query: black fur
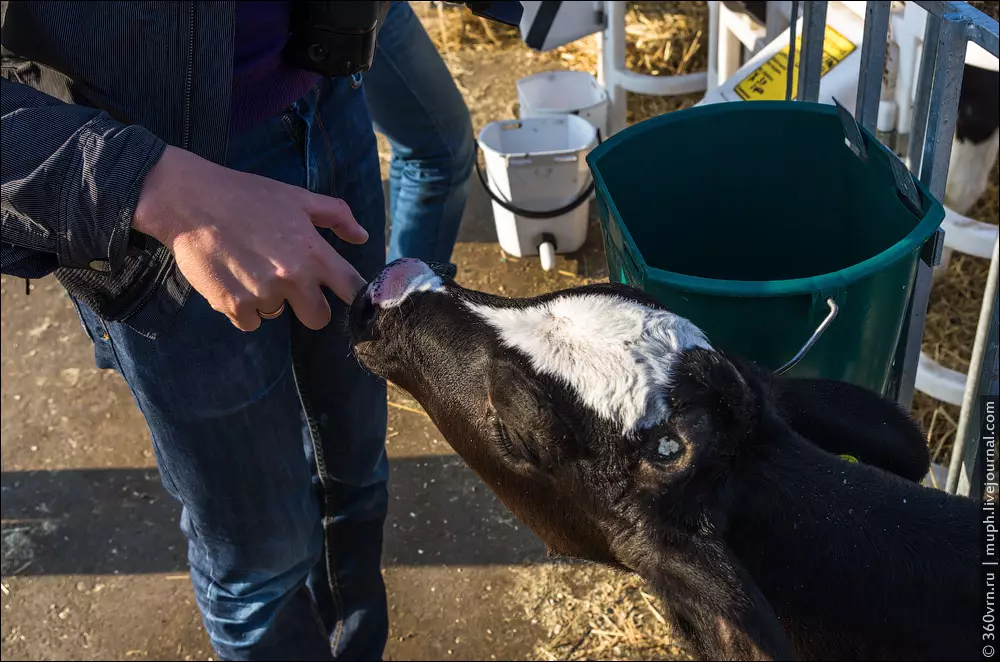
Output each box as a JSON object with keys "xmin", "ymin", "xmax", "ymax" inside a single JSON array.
[
  {"xmin": 956, "ymin": 63, "xmax": 1000, "ymax": 145},
  {"xmin": 730, "ymin": 355, "xmax": 931, "ymax": 482}
]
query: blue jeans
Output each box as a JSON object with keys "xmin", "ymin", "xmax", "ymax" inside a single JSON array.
[
  {"xmin": 72, "ymin": 77, "xmax": 389, "ymax": 661},
  {"xmin": 364, "ymin": 1, "xmax": 475, "ymax": 265}
]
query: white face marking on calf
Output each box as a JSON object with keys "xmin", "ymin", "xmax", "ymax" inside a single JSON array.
[
  {"xmin": 946, "ymin": 128, "xmax": 999, "ymax": 214},
  {"xmin": 466, "ymin": 294, "xmax": 712, "ymax": 435},
  {"xmin": 369, "ymin": 258, "xmax": 445, "ymax": 309}
]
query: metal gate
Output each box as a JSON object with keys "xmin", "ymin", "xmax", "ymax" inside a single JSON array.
[
  {"xmin": 709, "ymin": 0, "xmax": 999, "ymax": 498},
  {"xmin": 841, "ymin": 1, "xmax": 998, "ymax": 497}
]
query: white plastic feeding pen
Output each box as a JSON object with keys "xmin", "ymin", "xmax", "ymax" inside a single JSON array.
[
  {"xmin": 699, "ymin": 2, "xmax": 870, "ymax": 108},
  {"xmin": 517, "ymin": 70, "xmax": 610, "ymax": 138},
  {"xmin": 476, "ymin": 115, "xmax": 598, "ymax": 271}
]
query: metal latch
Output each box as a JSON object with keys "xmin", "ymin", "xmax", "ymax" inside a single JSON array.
[
  {"xmin": 833, "ymin": 97, "xmax": 868, "ymax": 163},
  {"xmin": 921, "ymin": 227, "xmax": 946, "ymax": 267},
  {"xmin": 833, "ymin": 97, "xmax": 922, "ymax": 216}
]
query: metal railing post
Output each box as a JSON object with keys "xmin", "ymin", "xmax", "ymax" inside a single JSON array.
[
  {"xmin": 797, "ymin": 1, "xmax": 829, "ymax": 101},
  {"xmin": 855, "ymin": 1, "xmax": 892, "ymax": 134},
  {"xmin": 889, "ymin": 10, "xmax": 944, "ymax": 408},
  {"xmin": 950, "ymin": 239, "xmax": 1000, "ymax": 495},
  {"xmin": 601, "ymin": 0, "xmax": 628, "ymax": 136},
  {"xmin": 898, "ymin": 2, "xmax": 997, "ymax": 495}
]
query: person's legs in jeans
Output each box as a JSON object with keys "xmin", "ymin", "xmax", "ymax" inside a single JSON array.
[
  {"xmin": 364, "ymin": 1, "xmax": 475, "ymax": 265},
  {"xmin": 70, "ymin": 77, "xmax": 388, "ymax": 661},
  {"xmin": 292, "ymin": 77, "xmax": 390, "ymax": 661}
]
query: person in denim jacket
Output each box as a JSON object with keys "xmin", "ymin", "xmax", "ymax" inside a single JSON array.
[{"xmin": 0, "ymin": 1, "xmax": 507, "ymax": 659}]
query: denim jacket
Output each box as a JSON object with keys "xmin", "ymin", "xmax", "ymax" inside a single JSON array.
[{"xmin": 1, "ymin": 1, "xmax": 385, "ymax": 339}]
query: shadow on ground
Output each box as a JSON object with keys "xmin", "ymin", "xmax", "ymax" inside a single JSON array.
[{"xmin": 1, "ymin": 455, "xmax": 546, "ymax": 577}]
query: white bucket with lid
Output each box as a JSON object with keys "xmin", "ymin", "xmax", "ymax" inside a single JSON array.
[
  {"xmin": 476, "ymin": 115, "xmax": 597, "ymax": 270},
  {"xmin": 517, "ymin": 70, "xmax": 610, "ymax": 137}
]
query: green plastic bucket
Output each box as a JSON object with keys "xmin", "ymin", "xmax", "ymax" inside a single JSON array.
[{"xmin": 586, "ymin": 101, "xmax": 945, "ymax": 396}]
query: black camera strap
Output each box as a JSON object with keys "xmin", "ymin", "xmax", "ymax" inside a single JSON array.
[{"xmin": 524, "ymin": 1, "xmax": 562, "ymax": 51}]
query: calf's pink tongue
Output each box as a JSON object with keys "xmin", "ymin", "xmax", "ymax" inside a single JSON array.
[{"xmin": 369, "ymin": 259, "xmax": 443, "ymax": 308}]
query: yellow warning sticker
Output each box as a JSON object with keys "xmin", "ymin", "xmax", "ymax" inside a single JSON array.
[{"xmin": 734, "ymin": 25, "xmax": 856, "ymax": 101}]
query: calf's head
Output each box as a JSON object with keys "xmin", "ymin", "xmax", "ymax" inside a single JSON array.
[
  {"xmin": 349, "ymin": 259, "xmax": 765, "ymax": 567},
  {"xmin": 350, "ymin": 259, "xmax": 793, "ymax": 659}
]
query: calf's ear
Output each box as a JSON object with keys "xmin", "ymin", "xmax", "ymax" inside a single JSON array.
[
  {"xmin": 668, "ymin": 348, "xmax": 759, "ymax": 442},
  {"xmin": 641, "ymin": 538, "xmax": 794, "ymax": 661},
  {"xmin": 772, "ymin": 375, "xmax": 930, "ymax": 482}
]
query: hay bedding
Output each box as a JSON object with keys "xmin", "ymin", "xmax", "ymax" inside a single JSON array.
[
  {"xmin": 509, "ymin": 563, "xmax": 692, "ymax": 661},
  {"xmin": 397, "ymin": 2, "xmax": 998, "ymax": 659}
]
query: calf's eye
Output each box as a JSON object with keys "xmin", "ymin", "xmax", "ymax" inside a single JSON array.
[{"xmin": 657, "ymin": 437, "xmax": 683, "ymax": 459}]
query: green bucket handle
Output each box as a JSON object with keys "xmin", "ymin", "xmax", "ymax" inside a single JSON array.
[{"xmin": 774, "ymin": 297, "xmax": 840, "ymax": 376}]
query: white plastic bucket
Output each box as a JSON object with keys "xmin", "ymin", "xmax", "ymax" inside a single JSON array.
[
  {"xmin": 517, "ymin": 70, "xmax": 610, "ymax": 137},
  {"xmin": 476, "ymin": 115, "xmax": 597, "ymax": 266}
]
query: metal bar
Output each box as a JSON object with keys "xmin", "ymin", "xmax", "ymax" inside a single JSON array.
[
  {"xmin": 951, "ymin": 238, "xmax": 1000, "ymax": 494},
  {"xmin": 602, "ymin": 0, "xmax": 628, "ymax": 136},
  {"xmin": 707, "ymin": 0, "xmax": 720, "ymax": 92},
  {"xmin": 915, "ymin": 22, "xmax": 965, "ymax": 430},
  {"xmin": 919, "ymin": 19, "xmax": 967, "ymax": 199},
  {"xmin": 888, "ymin": 10, "xmax": 941, "ymax": 405},
  {"xmin": 797, "ymin": 1, "xmax": 828, "ymax": 102},
  {"xmin": 855, "ymin": 1, "xmax": 892, "ymax": 134},
  {"xmin": 893, "ymin": 17, "xmax": 967, "ymax": 411},
  {"xmin": 956, "ymin": 296, "xmax": 999, "ymax": 498},
  {"xmin": 965, "ymin": 14, "xmax": 1000, "ymax": 59},
  {"xmin": 905, "ymin": 11, "xmax": 941, "ymax": 175},
  {"xmin": 786, "ymin": 1, "xmax": 800, "ymax": 100},
  {"xmin": 957, "ymin": 320, "xmax": 1000, "ymax": 499},
  {"xmin": 894, "ymin": 263, "xmax": 935, "ymax": 408},
  {"xmin": 913, "ymin": 1, "xmax": 1000, "ymax": 57}
]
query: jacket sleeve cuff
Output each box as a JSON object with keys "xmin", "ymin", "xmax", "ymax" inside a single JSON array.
[{"xmin": 57, "ymin": 115, "xmax": 167, "ymax": 274}]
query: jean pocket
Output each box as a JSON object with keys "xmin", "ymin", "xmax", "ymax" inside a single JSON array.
[{"xmin": 69, "ymin": 296, "xmax": 98, "ymax": 345}]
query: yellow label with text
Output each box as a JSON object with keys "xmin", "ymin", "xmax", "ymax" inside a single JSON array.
[{"xmin": 734, "ymin": 26, "xmax": 856, "ymax": 101}]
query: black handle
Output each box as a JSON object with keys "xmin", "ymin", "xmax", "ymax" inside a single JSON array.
[{"xmin": 474, "ymin": 127, "xmax": 603, "ymax": 220}]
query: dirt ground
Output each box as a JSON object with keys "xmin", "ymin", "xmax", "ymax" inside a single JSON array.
[{"xmin": 2, "ymin": 2, "xmax": 998, "ymax": 661}]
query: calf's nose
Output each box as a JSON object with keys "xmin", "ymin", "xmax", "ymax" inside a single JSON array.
[
  {"xmin": 349, "ymin": 285, "xmax": 379, "ymax": 342},
  {"xmin": 367, "ymin": 258, "xmax": 446, "ymax": 309},
  {"xmin": 349, "ymin": 259, "xmax": 447, "ymax": 342}
]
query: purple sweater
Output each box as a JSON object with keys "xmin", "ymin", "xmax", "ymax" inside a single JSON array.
[{"xmin": 232, "ymin": 1, "xmax": 321, "ymax": 135}]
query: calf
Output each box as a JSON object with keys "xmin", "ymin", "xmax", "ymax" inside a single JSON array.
[
  {"xmin": 350, "ymin": 258, "xmax": 979, "ymax": 661},
  {"xmin": 947, "ymin": 61, "xmax": 1000, "ymax": 215}
]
